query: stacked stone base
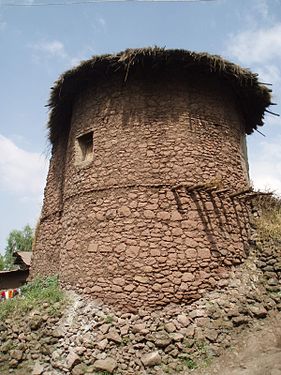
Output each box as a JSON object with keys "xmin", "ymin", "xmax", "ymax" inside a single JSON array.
[
  {"xmin": 32, "ymin": 184, "xmax": 252, "ymax": 310},
  {"xmin": 2, "ymin": 240, "xmax": 281, "ymax": 375}
]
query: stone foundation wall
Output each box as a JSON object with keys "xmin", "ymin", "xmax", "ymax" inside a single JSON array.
[
  {"xmin": 58, "ymin": 187, "xmax": 251, "ymax": 310},
  {"xmin": 3, "ymin": 238, "xmax": 281, "ymax": 375},
  {"xmin": 32, "ymin": 72, "xmax": 252, "ymax": 309}
]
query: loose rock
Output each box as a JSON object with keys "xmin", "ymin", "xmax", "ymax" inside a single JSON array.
[
  {"xmin": 141, "ymin": 351, "xmax": 162, "ymax": 367},
  {"xmin": 93, "ymin": 357, "xmax": 117, "ymax": 374}
]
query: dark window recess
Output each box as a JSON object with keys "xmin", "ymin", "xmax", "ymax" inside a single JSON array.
[{"xmin": 77, "ymin": 131, "xmax": 93, "ymax": 162}]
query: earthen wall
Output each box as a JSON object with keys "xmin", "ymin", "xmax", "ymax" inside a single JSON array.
[{"xmin": 32, "ymin": 73, "xmax": 252, "ymax": 309}]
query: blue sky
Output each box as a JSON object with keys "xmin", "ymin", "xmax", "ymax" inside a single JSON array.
[{"xmin": 0, "ymin": 0, "xmax": 280, "ymax": 253}]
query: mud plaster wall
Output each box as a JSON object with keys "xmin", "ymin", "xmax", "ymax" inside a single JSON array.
[{"xmin": 32, "ymin": 72, "xmax": 252, "ymax": 310}]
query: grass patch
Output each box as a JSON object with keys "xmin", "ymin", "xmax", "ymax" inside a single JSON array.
[
  {"xmin": 0, "ymin": 275, "xmax": 64, "ymax": 320},
  {"xmin": 104, "ymin": 315, "xmax": 114, "ymax": 324},
  {"xmin": 194, "ymin": 340, "xmax": 214, "ymax": 368},
  {"xmin": 182, "ymin": 357, "xmax": 198, "ymax": 369}
]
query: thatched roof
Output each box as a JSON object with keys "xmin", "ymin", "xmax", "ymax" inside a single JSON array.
[{"xmin": 47, "ymin": 47, "xmax": 272, "ymax": 144}]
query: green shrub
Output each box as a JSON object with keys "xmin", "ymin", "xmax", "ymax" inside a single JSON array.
[
  {"xmin": 0, "ymin": 275, "xmax": 64, "ymax": 320},
  {"xmin": 182, "ymin": 357, "xmax": 198, "ymax": 369}
]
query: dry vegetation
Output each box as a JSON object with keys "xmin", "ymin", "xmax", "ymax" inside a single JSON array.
[{"xmin": 256, "ymin": 195, "xmax": 281, "ymax": 242}]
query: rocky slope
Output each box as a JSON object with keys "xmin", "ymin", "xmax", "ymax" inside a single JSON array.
[
  {"xmin": 0, "ymin": 234, "xmax": 280, "ymax": 375},
  {"xmin": 192, "ymin": 313, "xmax": 281, "ymax": 375},
  {"xmin": 1, "ymin": 198, "xmax": 280, "ymax": 374}
]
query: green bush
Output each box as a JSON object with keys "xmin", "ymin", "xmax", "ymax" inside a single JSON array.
[{"xmin": 0, "ymin": 275, "xmax": 64, "ymax": 320}]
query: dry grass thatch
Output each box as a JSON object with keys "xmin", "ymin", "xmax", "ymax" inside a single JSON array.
[{"xmin": 47, "ymin": 47, "xmax": 273, "ymax": 144}]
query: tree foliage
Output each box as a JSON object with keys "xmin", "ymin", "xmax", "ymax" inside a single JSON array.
[
  {"xmin": 4, "ymin": 225, "xmax": 33, "ymax": 270},
  {"xmin": 0, "ymin": 255, "xmax": 4, "ymax": 271}
]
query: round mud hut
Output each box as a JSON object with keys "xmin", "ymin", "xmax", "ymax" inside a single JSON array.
[{"xmin": 32, "ymin": 48, "xmax": 272, "ymax": 311}]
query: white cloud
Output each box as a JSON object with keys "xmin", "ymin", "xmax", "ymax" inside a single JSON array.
[
  {"xmin": 68, "ymin": 45, "xmax": 95, "ymax": 68},
  {"xmin": 98, "ymin": 17, "xmax": 106, "ymax": 27},
  {"xmin": 256, "ymin": 64, "xmax": 281, "ymax": 85},
  {"xmin": 92, "ymin": 15, "xmax": 107, "ymax": 33},
  {"xmin": 249, "ymin": 137, "xmax": 281, "ymax": 196},
  {"xmin": 0, "ymin": 135, "xmax": 48, "ymax": 198},
  {"xmin": 227, "ymin": 23, "xmax": 281, "ymax": 64},
  {"xmin": 0, "ymin": 15, "xmax": 6, "ymax": 31},
  {"xmin": 30, "ymin": 40, "xmax": 67, "ymax": 59},
  {"xmin": 253, "ymin": 0, "xmax": 269, "ymax": 20},
  {"xmin": 29, "ymin": 39, "xmax": 95, "ymax": 69},
  {"xmin": 226, "ymin": 15, "xmax": 281, "ymax": 198},
  {"xmin": 0, "ymin": 21, "xmax": 6, "ymax": 31}
]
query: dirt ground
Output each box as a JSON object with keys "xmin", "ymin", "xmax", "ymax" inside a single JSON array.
[{"xmin": 192, "ymin": 312, "xmax": 281, "ymax": 375}]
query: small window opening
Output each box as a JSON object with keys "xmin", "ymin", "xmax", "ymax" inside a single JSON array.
[{"xmin": 76, "ymin": 131, "xmax": 93, "ymax": 163}]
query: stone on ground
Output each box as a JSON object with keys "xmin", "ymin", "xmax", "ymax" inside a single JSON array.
[
  {"xmin": 93, "ymin": 357, "xmax": 117, "ymax": 374},
  {"xmin": 141, "ymin": 351, "xmax": 162, "ymax": 367}
]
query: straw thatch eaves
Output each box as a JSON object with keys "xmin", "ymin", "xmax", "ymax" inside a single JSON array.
[{"xmin": 47, "ymin": 47, "xmax": 273, "ymax": 144}]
